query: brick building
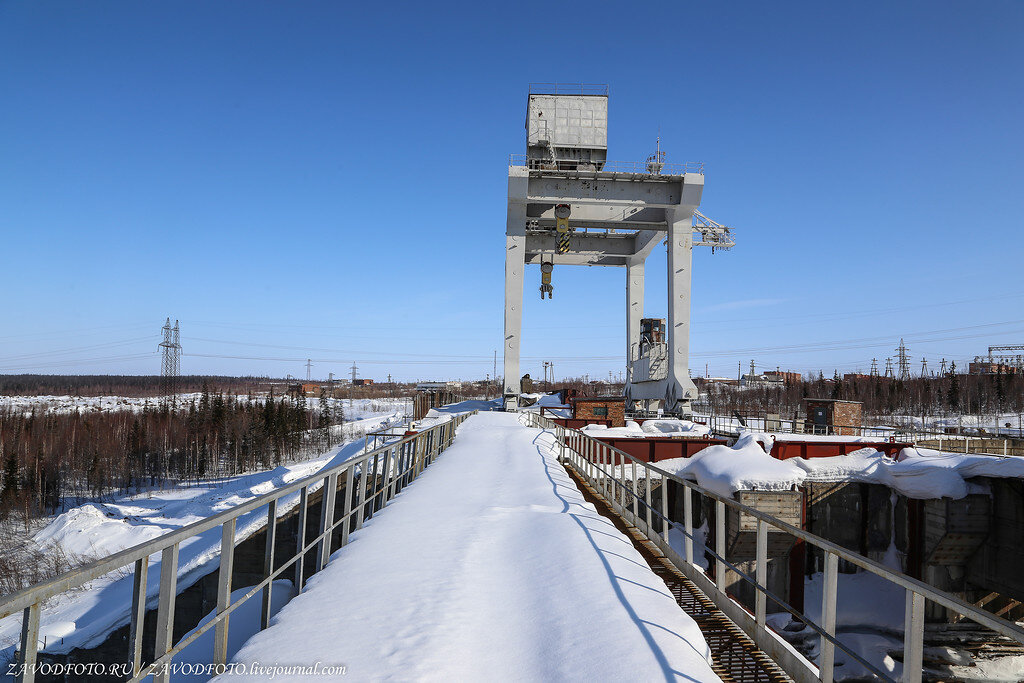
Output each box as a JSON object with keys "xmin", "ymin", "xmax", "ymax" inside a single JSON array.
[
  {"xmin": 802, "ymin": 398, "xmax": 862, "ymax": 436},
  {"xmin": 571, "ymin": 396, "xmax": 626, "ymax": 427}
]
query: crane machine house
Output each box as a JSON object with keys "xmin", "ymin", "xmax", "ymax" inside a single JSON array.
[{"xmin": 503, "ymin": 84, "xmax": 735, "ymax": 415}]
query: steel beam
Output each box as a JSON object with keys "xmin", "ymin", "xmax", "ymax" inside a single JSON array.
[
  {"xmin": 665, "ymin": 207, "xmax": 699, "ymax": 414},
  {"xmin": 626, "ymin": 260, "xmax": 644, "ymax": 388},
  {"xmin": 503, "ymin": 167, "xmax": 529, "ymax": 409},
  {"xmin": 525, "ymin": 232, "xmax": 637, "ymax": 257},
  {"xmin": 524, "ymin": 175, "xmax": 687, "ymax": 206}
]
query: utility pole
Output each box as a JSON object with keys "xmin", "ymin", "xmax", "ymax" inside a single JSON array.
[{"xmin": 159, "ymin": 318, "xmax": 181, "ymax": 406}]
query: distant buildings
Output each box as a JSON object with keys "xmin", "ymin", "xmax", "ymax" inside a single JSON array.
[
  {"xmin": 415, "ymin": 381, "xmax": 457, "ymax": 392},
  {"xmin": 969, "ymin": 361, "xmax": 1021, "ymax": 376},
  {"xmin": 739, "ymin": 370, "xmax": 801, "ymax": 388}
]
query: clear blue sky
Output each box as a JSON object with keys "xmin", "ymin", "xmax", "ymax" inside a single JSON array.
[{"xmin": 2, "ymin": 1, "xmax": 1022, "ymax": 382}]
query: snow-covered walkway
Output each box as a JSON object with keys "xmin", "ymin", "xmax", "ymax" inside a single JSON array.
[{"xmin": 220, "ymin": 412, "xmax": 720, "ymax": 682}]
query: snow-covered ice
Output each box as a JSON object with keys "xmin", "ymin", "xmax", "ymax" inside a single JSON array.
[{"xmin": 219, "ymin": 412, "xmax": 721, "ymax": 682}]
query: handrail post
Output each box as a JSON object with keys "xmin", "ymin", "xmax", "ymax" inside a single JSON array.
[
  {"xmin": 340, "ymin": 466, "xmax": 354, "ymax": 548},
  {"xmin": 154, "ymin": 543, "xmax": 180, "ymax": 683},
  {"xmin": 381, "ymin": 447, "xmax": 392, "ymax": 505},
  {"xmin": 644, "ymin": 466, "xmax": 653, "ymax": 536},
  {"xmin": 354, "ymin": 463, "xmax": 366, "ymax": 530},
  {"xmin": 755, "ymin": 519, "xmax": 767, "ymax": 627},
  {"xmin": 603, "ymin": 443, "xmax": 611, "ymax": 503},
  {"xmin": 18, "ymin": 603, "xmax": 40, "ymax": 683},
  {"xmin": 618, "ymin": 451, "xmax": 626, "ymax": 510},
  {"xmin": 294, "ymin": 486, "xmax": 309, "ymax": 591},
  {"xmin": 413, "ymin": 432, "xmax": 423, "ymax": 479},
  {"xmin": 903, "ymin": 590, "xmax": 925, "ymax": 683},
  {"xmin": 631, "ymin": 460, "xmax": 639, "ymax": 522},
  {"xmin": 129, "ymin": 556, "xmax": 149, "ymax": 674},
  {"xmin": 715, "ymin": 499, "xmax": 726, "ymax": 593},
  {"xmin": 661, "ymin": 478, "xmax": 670, "ymax": 544},
  {"xmin": 214, "ymin": 519, "xmax": 235, "ymax": 666},
  {"xmin": 683, "ymin": 485, "xmax": 693, "ymax": 565},
  {"xmin": 820, "ymin": 551, "xmax": 839, "ymax": 683},
  {"xmin": 317, "ymin": 473, "xmax": 337, "ymax": 570},
  {"xmin": 261, "ymin": 498, "xmax": 278, "ymax": 629}
]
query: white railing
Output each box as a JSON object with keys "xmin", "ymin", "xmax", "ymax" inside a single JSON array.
[
  {"xmin": 0, "ymin": 411, "xmax": 477, "ymax": 683},
  {"xmin": 522, "ymin": 411, "xmax": 1024, "ymax": 683}
]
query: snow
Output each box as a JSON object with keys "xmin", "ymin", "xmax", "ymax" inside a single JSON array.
[
  {"xmin": 534, "ymin": 393, "xmax": 568, "ymax": 408},
  {"xmin": 641, "ymin": 419, "xmax": 712, "ymax": 436},
  {"xmin": 651, "ymin": 435, "xmax": 1024, "ymax": 500},
  {"xmin": 581, "ymin": 419, "xmax": 710, "ymax": 439},
  {"xmin": 657, "ymin": 434, "xmax": 804, "ymax": 498},
  {"xmin": 0, "ymin": 412, "xmax": 403, "ymax": 664},
  {"xmin": 219, "ymin": 412, "xmax": 721, "ymax": 682},
  {"xmin": 0, "ymin": 394, "xmax": 414, "ymax": 419},
  {"xmin": 766, "ymin": 432, "xmax": 887, "ymax": 443},
  {"xmin": 170, "ymin": 580, "xmax": 295, "ymax": 683}
]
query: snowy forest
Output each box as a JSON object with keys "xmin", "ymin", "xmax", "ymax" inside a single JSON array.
[
  {"xmin": 697, "ymin": 366, "xmax": 1024, "ymax": 422},
  {"xmin": 0, "ymin": 385, "xmax": 342, "ymax": 520}
]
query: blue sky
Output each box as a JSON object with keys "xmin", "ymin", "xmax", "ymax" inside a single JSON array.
[{"xmin": 2, "ymin": 1, "xmax": 1022, "ymax": 382}]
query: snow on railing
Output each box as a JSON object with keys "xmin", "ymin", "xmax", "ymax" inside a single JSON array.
[
  {"xmin": 522, "ymin": 411, "xmax": 1024, "ymax": 683},
  {"xmin": 0, "ymin": 411, "xmax": 478, "ymax": 683}
]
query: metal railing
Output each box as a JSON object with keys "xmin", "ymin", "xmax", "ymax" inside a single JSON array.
[
  {"xmin": 0, "ymin": 411, "xmax": 477, "ymax": 683},
  {"xmin": 697, "ymin": 412, "xmax": 1024, "ymax": 457},
  {"xmin": 509, "ymin": 154, "xmax": 704, "ymax": 175},
  {"xmin": 528, "ymin": 83, "xmax": 609, "ymax": 96},
  {"xmin": 522, "ymin": 411, "xmax": 1024, "ymax": 683},
  {"xmin": 629, "ymin": 342, "xmax": 667, "ymax": 383}
]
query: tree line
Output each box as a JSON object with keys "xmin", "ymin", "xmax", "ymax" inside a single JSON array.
[
  {"xmin": 0, "ymin": 385, "xmax": 343, "ymax": 520},
  {"xmin": 0, "ymin": 374, "xmax": 269, "ymax": 398},
  {"xmin": 698, "ymin": 366, "xmax": 1024, "ymax": 422}
]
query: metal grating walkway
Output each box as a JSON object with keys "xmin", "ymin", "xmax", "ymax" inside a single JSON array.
[{"xmin": 564, "ymin": 464, "xmax": 793, "ymax": 683}]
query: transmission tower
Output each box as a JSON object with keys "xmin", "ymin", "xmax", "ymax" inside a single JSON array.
[
  {"xmin": 306, "ymin": 358, "xmax": 313, "ymax": 381},
  {"xmin": 920, "ymin": 357, "xmax": 929, "ymax": 378},
  {"xmin": 350, "ymin": 361, "xmax": 358, "ymax": 383},
  {"xmin": 869, "ymin": 358, "xmax": 879, "ymax": 377},
  {"xmin": 159, "ymin": 318, "xmax": 181, "ymax": 405},
  {"xmin": 884, "ymin": 357, "xmax": 894, "ymax": 379},
  {"xmin": 896, "ymin": 338, "xmax": 911, "ymax": 381},
  {"xmin": 939, "ymin": 358, "xmax": 948, "ymax": 376}
]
